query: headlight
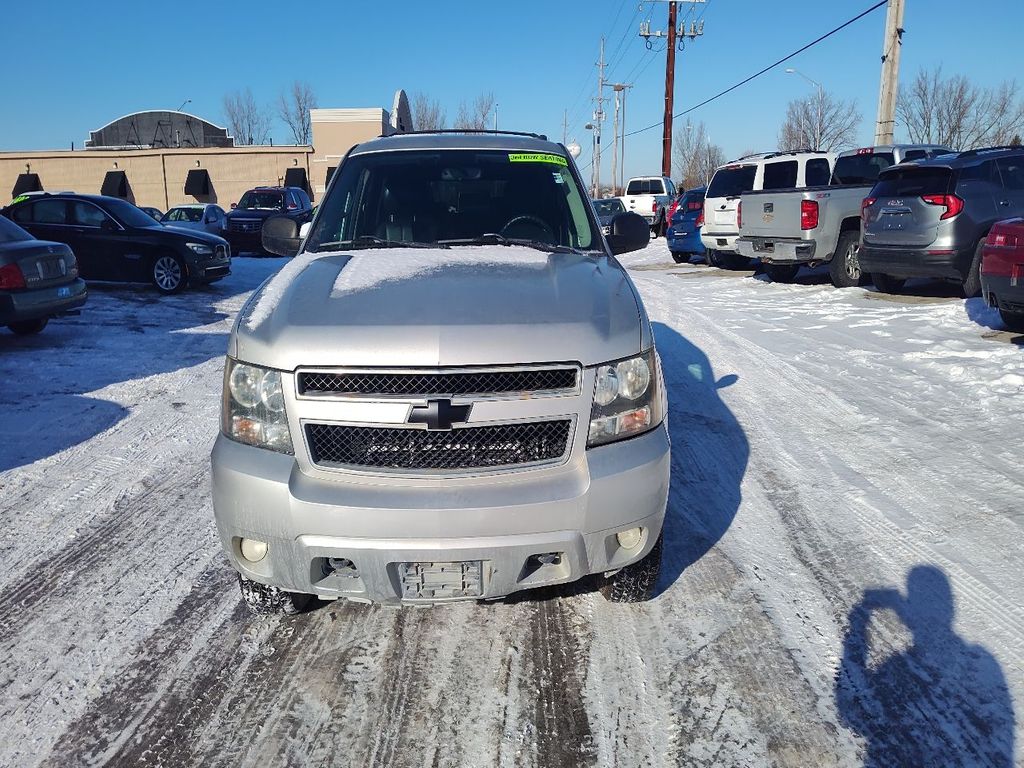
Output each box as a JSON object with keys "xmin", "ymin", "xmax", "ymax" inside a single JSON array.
[
  {"xmin": 222, "ymin": 359, "xmax": 293, "ymax": 454},
  {"xmin": 186, "ymin": 242, "xmax": 214, "ymax": 255},
  {"xmin": 587, "ymin": 349, "xmax": 663, "ymax": 447}
]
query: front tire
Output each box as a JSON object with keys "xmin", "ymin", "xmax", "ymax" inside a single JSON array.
[
  {"xmin": 152, "ymin": 253, "xmax": 187, "ymax": 294},
  {"xmin": 600, "ymin": 533, "xmax": 663, "ymax": 603},
  {"xmin": 872, "ymin": 273, "xmax": 906, "ymax": 294},
  {"xmin": 961, "ymin": 240, "xmax": 984, "ymax": 298},
  {"xmin": 238, "ymin": 574, "xmax": 313, "ymax": 616},
  {"xmin": 671, "ymin": 251, "xmax": 686, "ymax": 264},
  {"xmin": 1000, "ymin": 308, "xmax": 1024, "ymax": 333},
  {"xmin": 7, "ymin": 317, "xmax": 48, "ymax": 335},
  {"xmin": 764, "ymin": 263, "xmax": 800, "ymax": 283},
  {"xmin": 829, "ymin": 231, "xmax": 864, "ymax": 288}
]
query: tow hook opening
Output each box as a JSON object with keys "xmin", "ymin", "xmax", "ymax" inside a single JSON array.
[{"xmin": 324, "ymin": 557, "xmax": 359, "ymax": 577}]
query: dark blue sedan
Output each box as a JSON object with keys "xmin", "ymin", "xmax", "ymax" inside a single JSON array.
[{"xmin": 666, "ymin": 186, "xmax": 706, "ymax": 264}]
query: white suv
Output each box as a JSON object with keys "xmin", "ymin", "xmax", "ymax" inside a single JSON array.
[{"xmin": 700, "ymin": 151, "xmax": 835, "ymax": 268}]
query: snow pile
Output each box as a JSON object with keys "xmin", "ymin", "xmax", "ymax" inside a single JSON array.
[{"xmin": 330, "ymin": 245, "xmax": 552, "ymax": 296}]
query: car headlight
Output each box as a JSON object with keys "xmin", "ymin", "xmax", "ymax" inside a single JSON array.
[
  {"xmin": 587, "ymin": 349, "xmax": 664, "ymax": 447},
  {"xmin": 186, "ymin": 242, "xmax": 214, "ymax": 255},
  {"xmin": 222, "ymin": 358, "xmax": 293, "ymax": 454}
]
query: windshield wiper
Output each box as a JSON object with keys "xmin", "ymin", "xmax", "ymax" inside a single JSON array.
[
  {"xmin": 312, "ymin": 236, "xmax": 447, "ymax": 252},
  {"xmin": 438, "ymin": 233, "xmax": 584, "ymax": 254}
]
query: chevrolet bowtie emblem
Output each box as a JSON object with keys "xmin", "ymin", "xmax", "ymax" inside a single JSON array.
[{"xmin": 407, "ymin": 399, "xmax": 472, "ymax": 431}]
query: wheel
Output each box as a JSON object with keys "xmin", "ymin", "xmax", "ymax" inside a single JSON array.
[
  {"xmin": 1000, "ymin": 308, "xmax": 1024, "ymax": 333},
  {"xmin": 7, "ymin": 317, "xmax": 48, "ymax": 335},
  {"xmin": 829, "ymin": 231, "xmax": 864, "ymax": 288},
  {"xmin": 961, "ymin": 240, "xmax": 984, "ymax": 298},
  {"xmin": 872, "ymin": 273, "xmax": 906, "ymax": 294},
  {"xmin": 600, "ymin": 533, "xmax": 663, "ymax": 603},
  {"xmin": 764, "ymin": 263, "xmax": 800, "ymax": 283},
  {"xmin": 152, "ymin": 253, "xmax": 187, "ymax": 294},
  {"xmin": 237, "ymin": 573, "xmax": 313, "ymax": 616},
  {"xmin": 704, "ymin": 248, "xmax": 721, "ymax": 267},
  {"xmin": 671, "ymin": 251, "xmax": 686, "ymax": 264},
  {"xmin": 500, "ymin": 215, "xmax": 556, "ymax": 244}
]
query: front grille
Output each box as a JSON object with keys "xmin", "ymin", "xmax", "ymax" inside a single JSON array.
[
  {"xmin": 306, "ymin": 420, "xmax": 572, "ymax": 471},
  {"xmin": 298, "ymin": 368, "xmax": 578, "ymax": 397},
  {"xmin": 229, "ymin": 219, "xmax": 262, "ymax": 233}
]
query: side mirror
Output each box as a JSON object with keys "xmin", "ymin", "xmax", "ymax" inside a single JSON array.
[
  {"xmin": 100, "ymin": 218, "xmax": 119, "ymax": 233},
  {"xmin": 262, "ymin": 215, "xmax": 301, "ymax": 257},
  {"xmin": 605, "ymin": 211, "xmax": 650, "ymax": 256},
  {"xmin": 230, "ymin": 202, "xmax": 237, "ymax": 210},
  {"xmin": 206, "ymin": 213, "xmax": 216, "ymax": 223}
]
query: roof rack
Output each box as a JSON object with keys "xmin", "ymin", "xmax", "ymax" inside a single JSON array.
[
  {"xmin": 380, "ymin": 129, "xmax": 549, "ymax": 141},
  {"xmin": 955, "ymin": 145, "xmax": 1022, "ymax": 158}
]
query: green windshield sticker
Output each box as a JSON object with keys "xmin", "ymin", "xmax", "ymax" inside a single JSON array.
[
  {"xmin": 508, "ymin": 153, "xmax": 568, "ymax": 166},
  {"xmin": 10, "ymin": 195, "xmax": 28, "ymax": 206}
]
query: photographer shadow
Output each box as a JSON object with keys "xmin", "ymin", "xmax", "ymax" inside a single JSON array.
[{"xmin": 835, "ymin": 565, "xmax": 1015, "ymax": 766}]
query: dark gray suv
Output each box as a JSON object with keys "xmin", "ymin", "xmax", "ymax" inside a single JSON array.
[{"xmin": 860, "ymin": 147, "xmax": 1024, "ymax": 295}]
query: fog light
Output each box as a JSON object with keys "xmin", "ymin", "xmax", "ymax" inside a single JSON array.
[
  {"xmin": 616, "ymin": 527, "xmax": 643, "ymax": 550},
  {"xmin": 239, "ymin": 537, "xmax": 268, "ymax": 563}
]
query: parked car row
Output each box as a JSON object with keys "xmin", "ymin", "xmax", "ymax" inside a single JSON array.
[{"xmin": 652, "ymin": 144, "xmax": 1024, "ymax": 333}]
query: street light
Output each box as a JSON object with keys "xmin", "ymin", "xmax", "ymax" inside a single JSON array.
[
  {"xmin": 584, "ymin": 123, "xmax": 596, "ymax": 197},
  {"xmin": 785, "ymin": 68, "xmax": 824, "ymax": 151},
  {"xmin": 177, "ymin": 98, "xmax": 191, "ymax": 113}
]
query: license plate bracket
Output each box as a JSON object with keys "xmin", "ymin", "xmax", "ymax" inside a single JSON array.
[{"xmin": 398, "ymin": 560, "xmax": 483, "ymax": 600}]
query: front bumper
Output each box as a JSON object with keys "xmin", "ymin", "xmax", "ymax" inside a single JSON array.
[
  {"xmin": 224, "ymin": 230, "xmax": 264, "ymax": 254},
  {"xmin": 859, "ymin": 244, "xmax": 974, "ymax": 280},
  {"xmin": 736, "ymin": 236, "xmax": 818, "ymax": 264},
  {"xmin": 211, "ymin": 423, "xmax": 670, "ymax": 604},
  {"xmin": 189, "ymin": 257, "xmax": 231, "ymax": 283},
  {"xmin": 0, "ymin": 278, "xmax": 87, "ymax": 324}
]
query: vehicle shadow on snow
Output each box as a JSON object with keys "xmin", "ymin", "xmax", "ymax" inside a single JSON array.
[
  {"xmin": 834, "ymin": 565, "xmax": 1015, "ymax": 767},
  {"xmin": 0, "ymin": 264, "xmax": 278, "ymax": 472},
  {"xmin": 651, "ymin": 322, "xmax": 748, "ymax": 597}
]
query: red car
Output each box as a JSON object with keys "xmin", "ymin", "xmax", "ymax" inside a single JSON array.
[{"xmin": 981, "ymin": 218, "xmax": 1024, "ymax": 332}]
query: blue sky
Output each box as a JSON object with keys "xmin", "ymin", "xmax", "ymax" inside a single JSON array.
[{"xmin": 3, "ymin": 1, "xmax": 1020, "ymax": 180}]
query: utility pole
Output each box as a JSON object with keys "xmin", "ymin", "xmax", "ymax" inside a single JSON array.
[
  {"xmin": 874, "ymin": 0, "xmax": 905, "ymax": 144},
  {"xmin": 594, "ymin": 37, "xmax": 606, "ymax": 197},
  {"xmin": 562, "ymin": 109, "xmax": 568, "ymax": 145},
  {"xmin": 603, "ymin": 82, "xmax": 633, "ymax": 194},
  {"xmin": 641, "ymin": 1, "xmax": 705, "ymax": 178}
]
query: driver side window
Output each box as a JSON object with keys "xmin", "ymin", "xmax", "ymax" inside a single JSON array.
[{"xmin": 71, "ymin": 201, "xmax": 109, "ymax": 228}]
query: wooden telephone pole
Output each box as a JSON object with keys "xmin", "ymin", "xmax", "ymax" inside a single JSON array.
[{"xmin": 874, "ymin": 0, "xmax": 905, "ymax": 144}]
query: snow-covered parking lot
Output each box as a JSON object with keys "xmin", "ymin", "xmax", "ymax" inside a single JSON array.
[{"xmin": 0, "ymin": 242, "xmax": 1021, "ymax": 767}]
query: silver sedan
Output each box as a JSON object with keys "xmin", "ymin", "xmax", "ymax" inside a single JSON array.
[{"xmin": 161, "ymin": 204, "xmax": 226, "ymax": 236}]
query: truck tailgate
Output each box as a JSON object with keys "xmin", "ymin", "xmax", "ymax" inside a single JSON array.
[{"xmin": 739, "ymin": 191, "xmax": 806, "ymax": 239}]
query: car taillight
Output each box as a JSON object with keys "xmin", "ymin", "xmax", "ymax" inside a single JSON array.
[
  {"xmin": 801, "ymin": 200, "xmax": 819, "ymax": 230},
  {"xmin": 921, "ymin": 194, "xmax": 964, "ymax": 220},
  {"xmin": 696, "ymin": 207, "xmax": 704, "ymax": 227},
  {"xmin": 652, "ymin": 201, "xmax": 659, "ymax": 213},
  {"xmin": 687, "ymin": 201, "xmax": 703, "ymax": 210},
  {"xmin": 0, "ymin": 263, "xmax": 27, "ymax": 290},
  {"xmin": 988, "ymin": 231, "xmax": 1021, "ymax": 248},
  {"xmin": 737, "ymin": 201, "xmax": 742, "ymax": 229},
  {"xmin": 861, "ymin": 197, "xmax": 876, "ymax": 224},
  {"xmin": 667, "ymin": 201, "xmax": 679, "ymax": 222}
]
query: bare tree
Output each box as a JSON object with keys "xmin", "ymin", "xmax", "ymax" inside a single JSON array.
[
  {"xmin": 897, "ymin": 67, "xmax": 1024, "ymax": 150},
  {"xmin": 412, "ymin": 93, "xmax": 446, "ymax": 131},
  {"xmin": 778, "ymin": 90, "xmax": 861, "ymax": 152},
  {"xmin": 454, "ymin": 92, "xmax": 496, "ymax": 130},
  {"xmin": 278, "ymin": 81, "xmax": 317, "ymax": 145},
  {"xmin": 223, "ymin": 88, "xmax": 271, "ymax": 146},
  {"xmin": 673, "ymin": 120, "xmax": 727, "ymax": 189}
]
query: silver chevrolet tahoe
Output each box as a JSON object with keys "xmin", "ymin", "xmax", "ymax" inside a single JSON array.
[{"xmin": 211, "ymin": 132, "xmax": 670, "ymax": 614}]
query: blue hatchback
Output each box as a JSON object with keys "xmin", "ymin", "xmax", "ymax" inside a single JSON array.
[{"xmin": 666, "ymin": 186, "xmax": 706, "ymax": 263}]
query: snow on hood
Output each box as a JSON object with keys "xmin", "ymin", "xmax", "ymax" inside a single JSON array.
[{"xmin": 330, "ymin": 245, "xmax": 552, "ymax": 297}]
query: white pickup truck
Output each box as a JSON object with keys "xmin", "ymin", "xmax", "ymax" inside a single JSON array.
[
  {"xmin": 620, "ymin": 176, "xmax": 677, "ymax": 236},
  {"xmin": 736, "ymin": 144, "xmax": 951, "ymax": 286}
]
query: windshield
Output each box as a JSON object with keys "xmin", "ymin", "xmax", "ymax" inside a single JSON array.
[
  {"xmin": 306, "ymin": 149, "xmax": 600, "ymax": 252},
  {"xmin": 707, "ymin": 166, "xmax": 757, "ymax": 199},
  {"xmin": 831, "ymin": 153, "xmax": 895, "ymax": 185},
  {"xmin": 593, "ymin": 198, "xmax": 625, "ymax": 217},
  {"xmin": 104, "ymin": 197, "xmax": 162, "ymax": 228},
  {"xmin": 237, "ymin": 191, "xmax": 284, "ymax": 211},
  {"xmin": 0, "ymin": 215, "xmax": 33, "ymax": 243}
]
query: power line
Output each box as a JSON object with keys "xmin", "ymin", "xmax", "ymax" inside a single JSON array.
[{"xmin": 623, "ymin": 0, "xmax": 888, "ymax": 139}]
